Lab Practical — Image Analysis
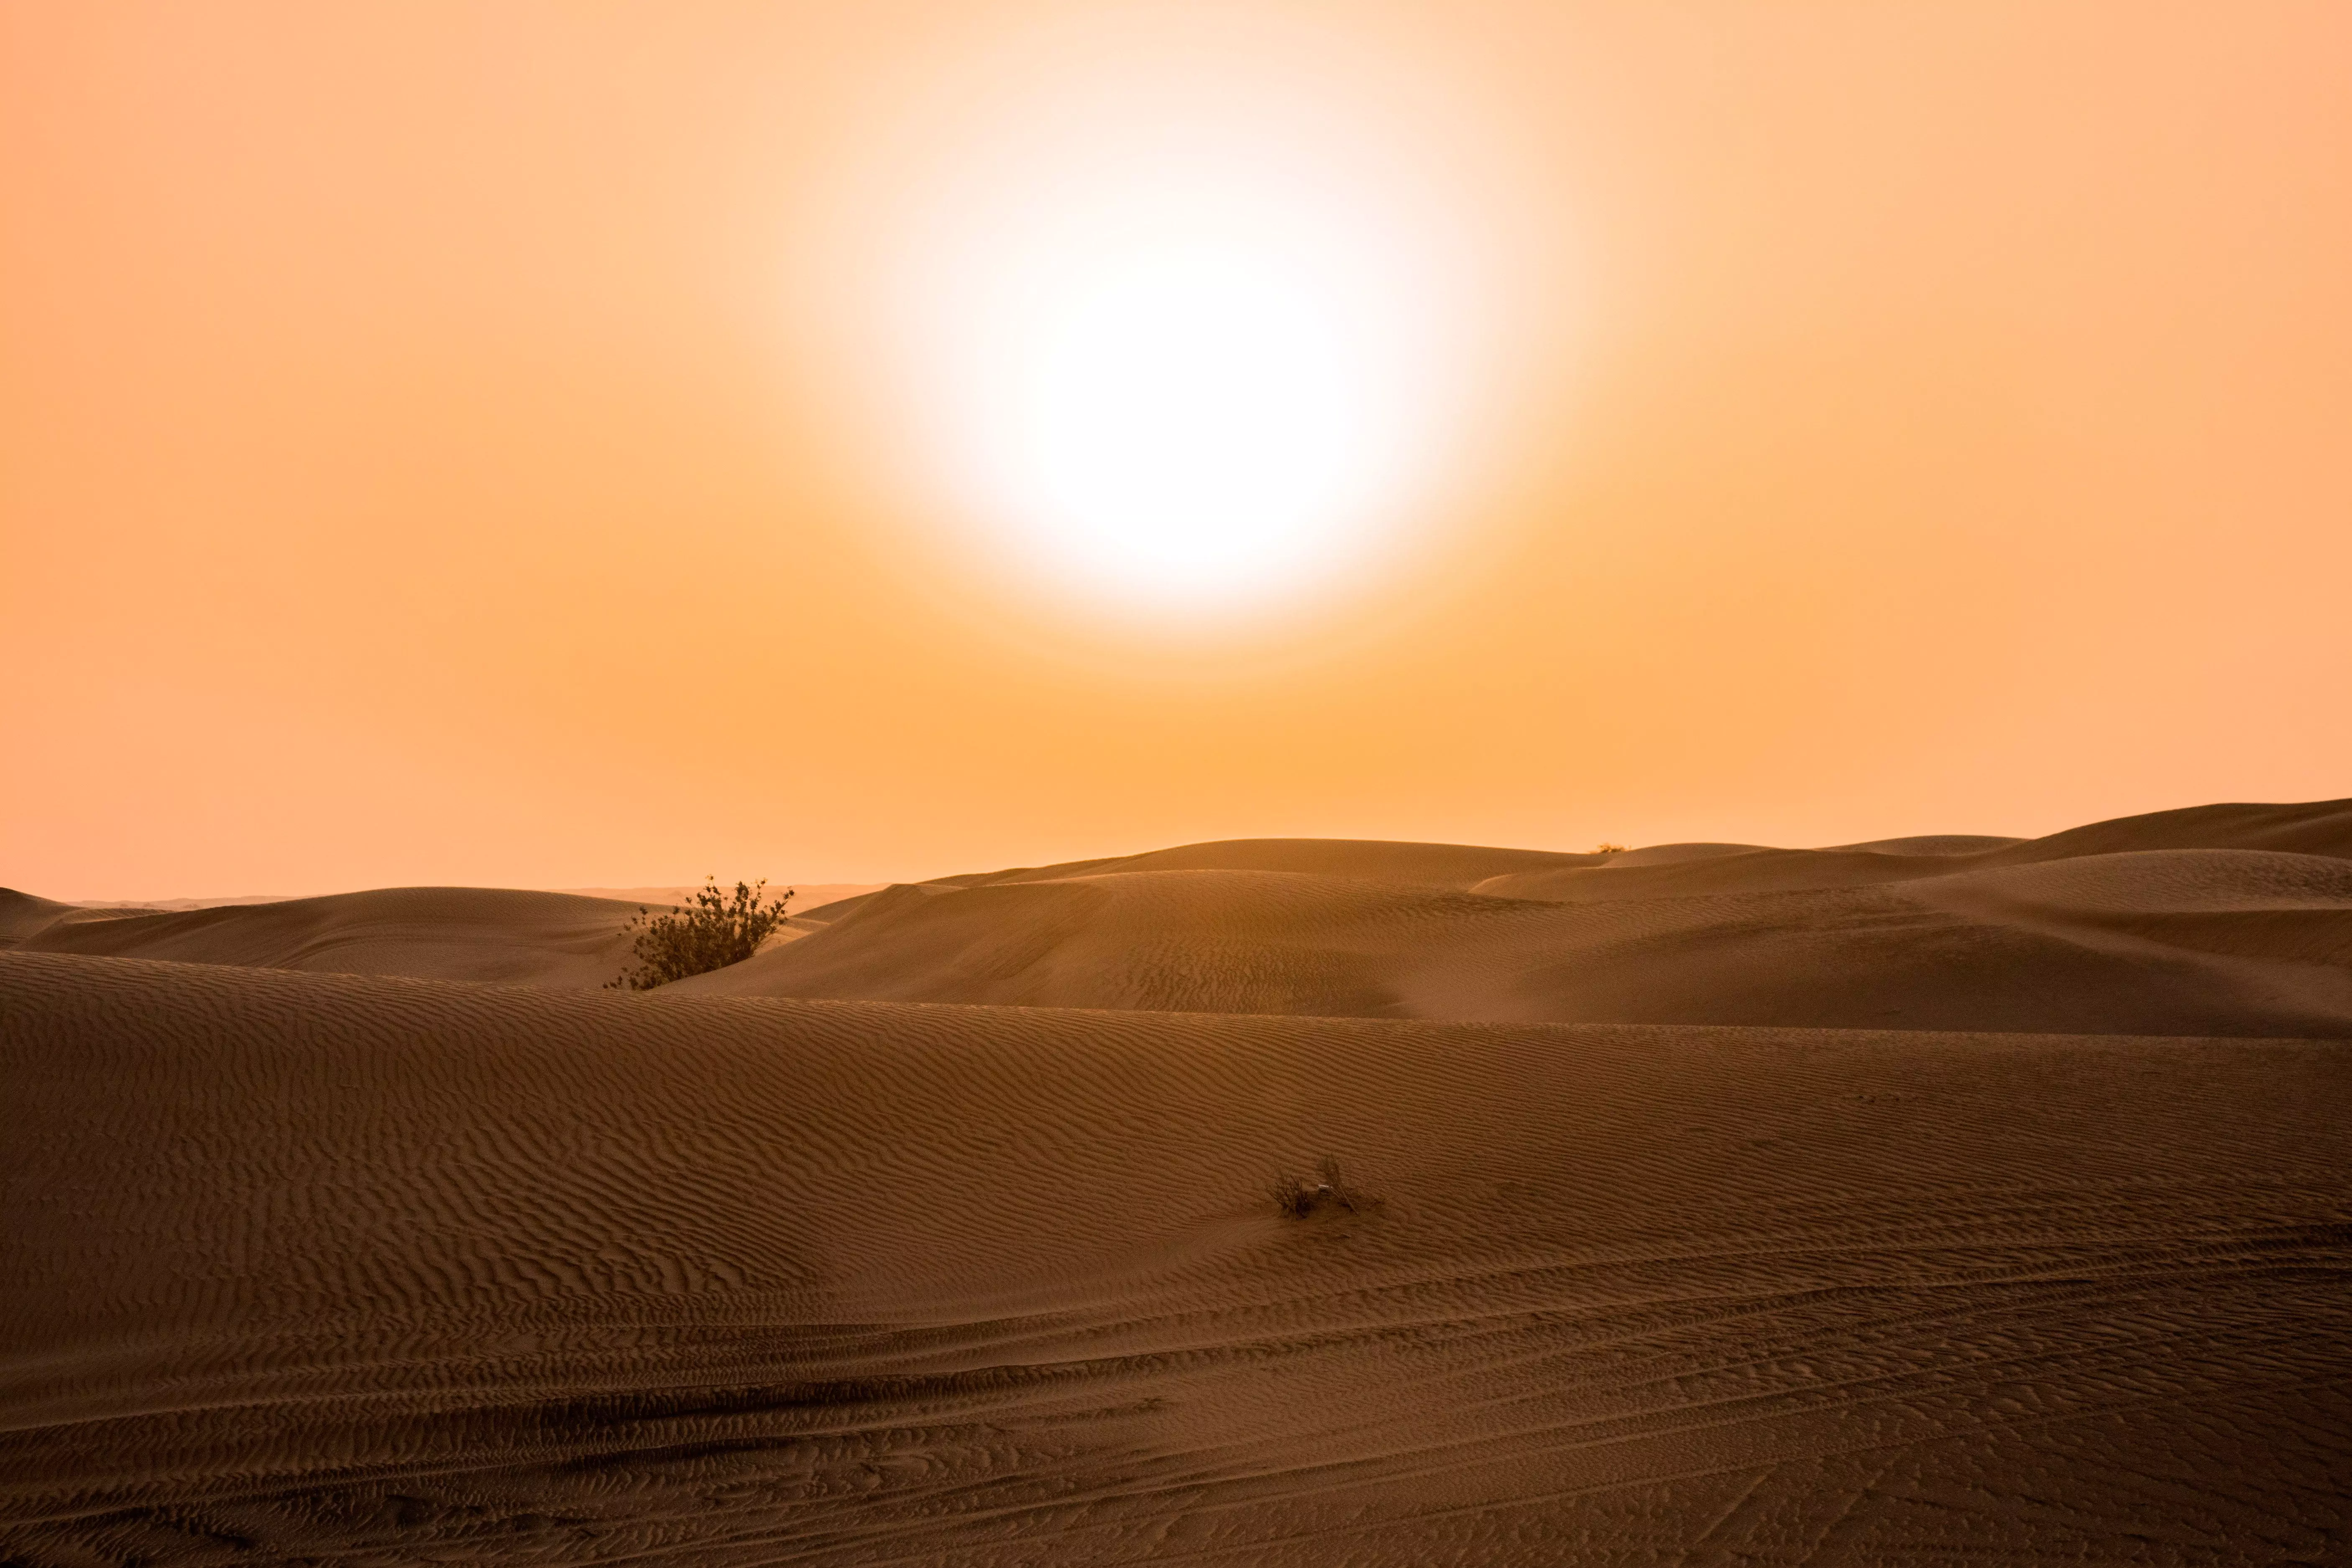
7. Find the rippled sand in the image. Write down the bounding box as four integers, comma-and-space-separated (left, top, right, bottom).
5, 798, 2349, 1563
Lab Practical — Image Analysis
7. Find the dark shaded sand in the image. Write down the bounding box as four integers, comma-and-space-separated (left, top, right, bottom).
6, 951, 2352, 1563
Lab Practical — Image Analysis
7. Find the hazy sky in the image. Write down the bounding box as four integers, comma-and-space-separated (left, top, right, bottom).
6, 3, 2349, 899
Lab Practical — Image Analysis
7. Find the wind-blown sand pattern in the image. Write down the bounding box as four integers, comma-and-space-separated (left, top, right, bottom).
5, 801, 2351, 1563
681, 801, 2352, 1036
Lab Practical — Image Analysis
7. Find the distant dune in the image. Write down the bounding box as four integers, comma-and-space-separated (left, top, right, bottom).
8, 803, 2349, 1034
564, 882, 887, 915
3, 886, 652, 990
6, 800, 2352, 1561
675, 800, 2352, 1037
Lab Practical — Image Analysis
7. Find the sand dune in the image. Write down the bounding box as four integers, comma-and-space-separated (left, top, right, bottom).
0, 889, 79, 946
6, 949, 2348, 1563
567, 882, 886, 914
991, 836, 1606, 886
1984, 796, 2352, 862
1597, 840, 1776, 867
17, 803, 2344, 1035
790, 839, 1605, 928
0, 883, 885, 992
1822, 833, 2028, 855
5, 886, 654, 990
679, 801, 2352, 1037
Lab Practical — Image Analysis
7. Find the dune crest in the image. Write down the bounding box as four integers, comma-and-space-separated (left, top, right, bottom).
678, 800, 2352, 1037
4, 886, 654, 990
13, 801, 2350, 1036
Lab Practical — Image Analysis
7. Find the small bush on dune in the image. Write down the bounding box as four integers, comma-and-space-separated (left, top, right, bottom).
1271, 1156, 1367, 1220
608, 877, 793, 991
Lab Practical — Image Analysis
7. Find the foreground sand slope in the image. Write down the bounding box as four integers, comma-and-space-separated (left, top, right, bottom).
5, 886, 656, 990
683, 801, 2352, 1036
5, 951, 2349, 1564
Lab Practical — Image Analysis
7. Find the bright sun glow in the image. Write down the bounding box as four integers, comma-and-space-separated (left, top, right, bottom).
1010, 245, 1379, 599
848, 24, 1503, 624
947, 185, 1454, 614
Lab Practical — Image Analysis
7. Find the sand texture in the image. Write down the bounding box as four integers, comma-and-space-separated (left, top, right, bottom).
2, 887, 658, 990
6, 800, 2352, 1563
678, 801, 2352, 1036
6, 951, 2351, 1563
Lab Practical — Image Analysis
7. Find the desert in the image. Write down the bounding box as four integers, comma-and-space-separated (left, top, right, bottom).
10, 6, 2352, 1562
7, 796, 2352, 1563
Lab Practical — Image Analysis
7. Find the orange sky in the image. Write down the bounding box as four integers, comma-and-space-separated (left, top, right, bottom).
5, 3, 2349, 900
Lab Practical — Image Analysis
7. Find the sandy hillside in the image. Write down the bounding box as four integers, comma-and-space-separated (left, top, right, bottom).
0, 885, 884, 992
677, 801, 2352, 1037
15, 803, 2346, 1033
7, 800, 2351, 1562
0, 889, 79, 947
6, 949, 2350, 1563
4, 887, 654, 990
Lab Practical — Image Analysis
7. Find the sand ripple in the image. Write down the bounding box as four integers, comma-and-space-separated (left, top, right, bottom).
6, 952, 2349, 1563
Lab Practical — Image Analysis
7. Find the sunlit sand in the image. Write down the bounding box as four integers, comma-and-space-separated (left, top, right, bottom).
8, 797, 2351, 1561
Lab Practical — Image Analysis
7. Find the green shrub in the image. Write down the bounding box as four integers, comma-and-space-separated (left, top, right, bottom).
608, 877, 793, 991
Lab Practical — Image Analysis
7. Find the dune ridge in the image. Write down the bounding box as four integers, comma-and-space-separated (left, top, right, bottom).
6, 949, 2350, 1563
3, 886, 654, 990
11, 802, 2347, 1038
683, 800, 2352, 1037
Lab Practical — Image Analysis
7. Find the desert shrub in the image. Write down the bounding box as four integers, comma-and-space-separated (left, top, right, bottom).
608, 877, 793, 991
1593, 842, 1628, 854
1270, 1156, 1366, 1220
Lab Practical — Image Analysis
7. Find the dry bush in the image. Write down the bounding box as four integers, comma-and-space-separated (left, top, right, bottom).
608, 877, 793, 991
1593, 842, 1629, 854
1271, 1156, 1366, 1220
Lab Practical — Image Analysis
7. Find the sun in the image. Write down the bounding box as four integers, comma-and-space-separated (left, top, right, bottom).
841, 22, 1504, 626
945, 184, 1451, 616
1008, 241, 1379, 602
